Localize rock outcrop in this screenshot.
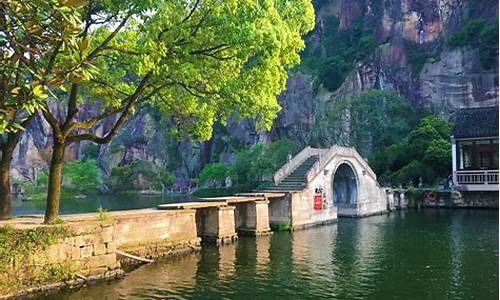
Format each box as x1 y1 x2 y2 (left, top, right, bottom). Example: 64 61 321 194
9 0 499 187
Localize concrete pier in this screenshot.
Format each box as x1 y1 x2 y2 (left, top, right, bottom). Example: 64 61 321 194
158 202 238 245
196 206 238 245
234 199 272 236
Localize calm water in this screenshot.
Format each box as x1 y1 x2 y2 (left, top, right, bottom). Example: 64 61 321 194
12 194 191 216
35 209 498 300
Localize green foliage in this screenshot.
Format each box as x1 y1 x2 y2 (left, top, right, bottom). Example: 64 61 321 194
46 217 66 225
198 163 229 188
230 139 301 188
447 19 499 69
2 0 315 136
81 143 100 160
329 90 426 157
108 160 174 191
0 0 73 132
18 172 49 200
370 116 452 186
297 10 379 91
96 206 112 222
19 159 102 199
0 225 71 292
63 159 102 194
405 40 443 76
318 56 351 91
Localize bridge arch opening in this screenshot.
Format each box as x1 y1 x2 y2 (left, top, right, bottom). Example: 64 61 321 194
332 163 358 205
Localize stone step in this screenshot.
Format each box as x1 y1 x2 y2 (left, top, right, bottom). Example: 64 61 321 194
284 176 307 180
281 180 307 184
273 182 306 186
258 154 319 192
261 187 303 191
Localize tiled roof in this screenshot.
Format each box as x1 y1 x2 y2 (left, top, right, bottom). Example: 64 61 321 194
452 107 499 139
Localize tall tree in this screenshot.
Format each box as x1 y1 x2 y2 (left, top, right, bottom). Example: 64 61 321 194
0 1 81 219
31 0 314 222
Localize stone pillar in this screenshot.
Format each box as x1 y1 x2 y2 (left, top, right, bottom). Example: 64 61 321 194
399 191 408 209
386 189 395 210
197 206 238 245
237 200 272 236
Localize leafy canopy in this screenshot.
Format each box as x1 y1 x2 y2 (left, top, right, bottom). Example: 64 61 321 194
198 162 229 187
230 139 300 187
328 90 426 157
1 0 315 141
0 0 83 131
369 116 452 186
63 159 102 193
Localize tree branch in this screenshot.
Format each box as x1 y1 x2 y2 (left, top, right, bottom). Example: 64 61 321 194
67 72 152 144
62 83 80 134
86 12 132 61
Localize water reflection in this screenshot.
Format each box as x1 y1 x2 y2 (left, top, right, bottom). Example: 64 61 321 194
36 209 498 300
255 235 271 275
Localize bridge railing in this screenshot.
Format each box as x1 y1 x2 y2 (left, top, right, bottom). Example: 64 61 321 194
305 145 378 184
274 146 323 184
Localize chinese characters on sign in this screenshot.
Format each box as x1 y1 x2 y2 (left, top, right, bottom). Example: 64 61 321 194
314 187 326 210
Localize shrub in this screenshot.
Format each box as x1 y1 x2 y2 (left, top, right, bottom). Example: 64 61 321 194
198 163 229 188
81 143 100 160
63 159 102 194
329 90 426 157
370 116 452 186
447 19 499 69
229 139 301 188
108 160 174 191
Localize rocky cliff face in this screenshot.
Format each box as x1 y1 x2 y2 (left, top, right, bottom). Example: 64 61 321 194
10 0 499 186
269 0 498 142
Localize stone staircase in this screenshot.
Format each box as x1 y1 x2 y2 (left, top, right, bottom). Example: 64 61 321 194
260 155 319 192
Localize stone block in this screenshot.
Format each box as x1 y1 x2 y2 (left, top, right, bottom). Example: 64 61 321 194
105 241 116 254
46 244 70 264
93 243 107 256
80 245 93 259
82 253 116 269
86 267 109 277
100 227 113 243
70 244 81 260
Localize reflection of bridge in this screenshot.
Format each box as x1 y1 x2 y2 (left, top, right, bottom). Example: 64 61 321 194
159 146 395 244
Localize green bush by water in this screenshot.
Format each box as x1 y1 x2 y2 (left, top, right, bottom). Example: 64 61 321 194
0 225 73 293
108 160 174 192
370 116 452 186
18 159 102 200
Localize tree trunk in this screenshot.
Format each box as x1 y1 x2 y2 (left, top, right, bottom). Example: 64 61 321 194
0 133 20 220
44 138 66 223
0 156 13 220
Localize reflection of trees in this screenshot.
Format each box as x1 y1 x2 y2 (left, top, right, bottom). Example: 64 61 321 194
331 217 384 299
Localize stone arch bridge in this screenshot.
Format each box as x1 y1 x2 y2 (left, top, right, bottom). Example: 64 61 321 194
159 145 402 243
264 145 388 219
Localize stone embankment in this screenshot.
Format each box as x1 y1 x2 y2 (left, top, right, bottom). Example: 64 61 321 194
0 209 200 299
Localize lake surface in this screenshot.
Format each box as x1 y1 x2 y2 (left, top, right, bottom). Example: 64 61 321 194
34 209 498 300
12 193 191 216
